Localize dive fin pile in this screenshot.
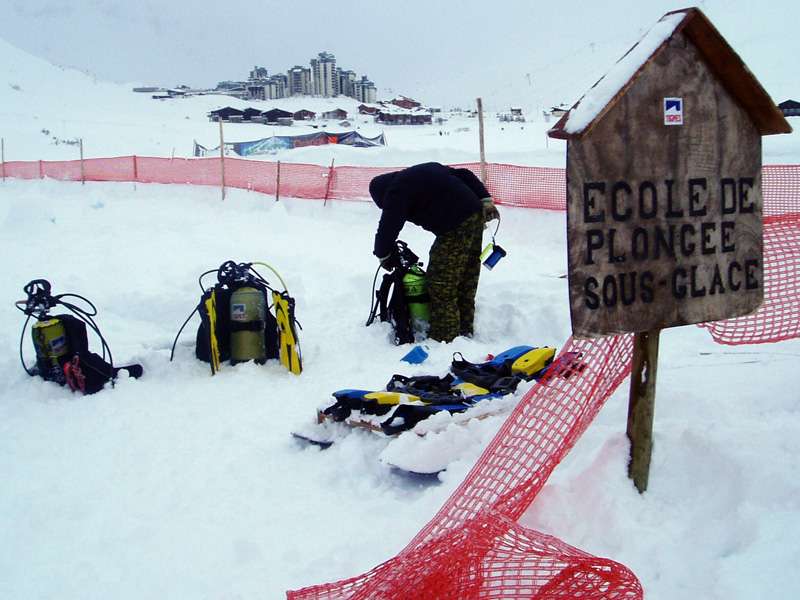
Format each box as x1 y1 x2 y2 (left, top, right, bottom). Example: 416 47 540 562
293 346 587 453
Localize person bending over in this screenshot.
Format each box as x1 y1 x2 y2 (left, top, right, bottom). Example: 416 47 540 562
369 162 499 342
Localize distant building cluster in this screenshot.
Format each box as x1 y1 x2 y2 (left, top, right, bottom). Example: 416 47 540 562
217 52 377 103
206 95 433 126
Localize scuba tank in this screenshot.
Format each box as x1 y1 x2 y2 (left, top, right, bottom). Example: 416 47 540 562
31 318 69 384
402 265 430 333
230 286 267 363
366 240 430 344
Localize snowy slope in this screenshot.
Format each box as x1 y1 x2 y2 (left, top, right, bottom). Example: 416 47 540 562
2 30 800 600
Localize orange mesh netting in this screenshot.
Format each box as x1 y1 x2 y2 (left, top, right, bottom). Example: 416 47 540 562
287 335 641 600
3 157 798 598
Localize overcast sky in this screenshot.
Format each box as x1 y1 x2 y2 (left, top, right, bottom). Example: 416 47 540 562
0 0 795 110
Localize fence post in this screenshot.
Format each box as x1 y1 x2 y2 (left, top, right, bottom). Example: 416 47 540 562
133 155 138 182
276 160 281 202
477 97 487 184
1 137 5 182
79 138 85 185
323 158 335 206
39 159 43 179
219 118 226 201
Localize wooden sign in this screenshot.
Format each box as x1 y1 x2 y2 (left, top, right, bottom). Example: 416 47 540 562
548 10 793 338
548 7 791 492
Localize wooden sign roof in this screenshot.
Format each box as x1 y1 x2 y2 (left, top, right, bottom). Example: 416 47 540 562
548 7 792 140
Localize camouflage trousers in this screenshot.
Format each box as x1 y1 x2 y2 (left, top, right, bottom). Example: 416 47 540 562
427 211 485 343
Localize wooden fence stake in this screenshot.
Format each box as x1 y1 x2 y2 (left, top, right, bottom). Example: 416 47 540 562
276 160 281 202
627 329 661 493
323 158 335 206
1 137 5 182
39 159 43 179
476 97 487 183
219 118 226 201
79 138 85 184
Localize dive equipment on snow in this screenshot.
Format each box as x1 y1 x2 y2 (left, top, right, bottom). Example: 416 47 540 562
366 240 430 345
170 261 302 375
15 279 143 394
31 318 69 383
402 265 430 330
230 286 267 363
481 211 506 270
480 243 507 270
273 290 302 375
317 345 564 436
401 344 429 364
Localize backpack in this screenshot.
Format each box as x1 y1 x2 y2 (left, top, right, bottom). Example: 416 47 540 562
171 261 302 375
16 280 143 395
366 241 429 345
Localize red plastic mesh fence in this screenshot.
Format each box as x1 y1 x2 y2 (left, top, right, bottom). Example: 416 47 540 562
699 213 800 344
288 335 642 600
1 155 568 208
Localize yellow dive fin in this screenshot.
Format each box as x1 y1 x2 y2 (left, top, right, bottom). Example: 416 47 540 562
511 347 556 378
273 291 302 375
452 382 491 398
364 391 422 405
204 289 221 375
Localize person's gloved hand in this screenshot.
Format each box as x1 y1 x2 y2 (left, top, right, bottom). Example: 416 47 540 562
482 197 500 222
378 250 401 271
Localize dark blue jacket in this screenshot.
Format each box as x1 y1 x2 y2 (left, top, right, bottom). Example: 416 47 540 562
369 162 488 258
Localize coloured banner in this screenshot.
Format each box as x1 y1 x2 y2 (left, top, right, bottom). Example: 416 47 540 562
194 131 386 157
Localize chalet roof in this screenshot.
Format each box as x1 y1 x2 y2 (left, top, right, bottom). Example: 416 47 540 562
378 106 431 116
209 107 244 116
262 108 294 117
779 100 800 110
548 7 791 140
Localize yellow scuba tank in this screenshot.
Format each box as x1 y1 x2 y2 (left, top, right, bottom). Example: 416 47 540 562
230 287 267 364
32 318 68 383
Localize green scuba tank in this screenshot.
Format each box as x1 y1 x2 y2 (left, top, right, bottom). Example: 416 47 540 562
402 266 430 331
32 318 68 382
230 287 267 363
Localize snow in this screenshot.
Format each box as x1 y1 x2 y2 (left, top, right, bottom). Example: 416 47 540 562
562 11 686 135
2 30 800 600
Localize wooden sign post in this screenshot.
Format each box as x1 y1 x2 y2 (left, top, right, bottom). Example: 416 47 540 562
548 8 791 492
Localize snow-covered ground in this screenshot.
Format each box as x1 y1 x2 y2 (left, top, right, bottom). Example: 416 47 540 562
2 31 800 600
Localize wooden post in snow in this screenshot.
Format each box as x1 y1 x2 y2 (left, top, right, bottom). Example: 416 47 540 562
219 118 226 201
79 138 85 185
276 160 281 202
323 158 335 206
1 137 5 182
476 97 487 183
626 329 661 493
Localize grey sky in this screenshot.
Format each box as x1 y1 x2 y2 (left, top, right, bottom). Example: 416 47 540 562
0 0 795 110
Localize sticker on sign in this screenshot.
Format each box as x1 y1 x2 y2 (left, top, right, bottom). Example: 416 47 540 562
664 97 683 125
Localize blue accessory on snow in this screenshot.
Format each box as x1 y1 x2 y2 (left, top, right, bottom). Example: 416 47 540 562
401 345 429 364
